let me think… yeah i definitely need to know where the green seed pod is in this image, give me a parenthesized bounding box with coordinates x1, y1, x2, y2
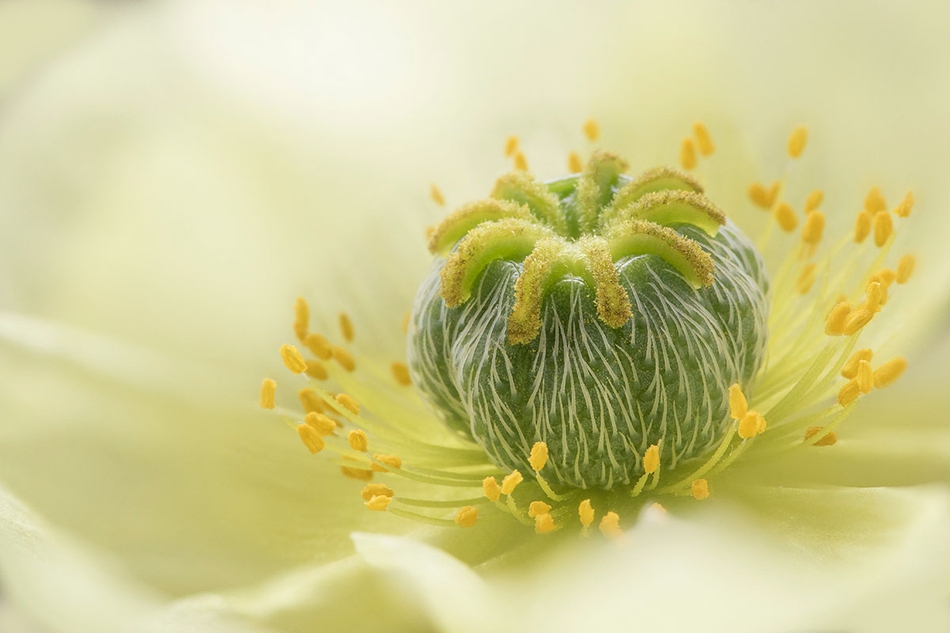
(409, 153, 769, 489)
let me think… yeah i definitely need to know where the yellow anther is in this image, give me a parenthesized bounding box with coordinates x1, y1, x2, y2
(692, 121, 714, 156)
(897, 255, 916, 284)
(339, 312, 355, 342)
(529, 441, 549, 471)
(535, 513, 557, 534)
(853, 210, 872, 243)
(482, 476, 501, 502)
(280, 344, 307, 374)
(364, 495, 391, 511)
(805, 426, 838, 446)
(578, 499, 595, 528)
(866, 281, 883, 313)
(691, 479, 710, 500)
(371, 454, 402, 472)
(805, 189, 824, 212)
(504, 135, 519, 157)
(841, 348, 873, 379)
(842, 306, 874, 336)
(305, 360, 328, 381)
(787, 125, 808, 158)
(501, 470, 523, 495)
(348, 429, 368, 452)
(331, 346, 356, 372)
(774, 202, 798, 232)
(599, 512, 622, 539)
(873, 210, 893, 247)
(873, 356, 908, 389)
(528, 501, 552, 518)
(894, 191, 914, 218)
(796, 263, 817, 294)
(513, 151, 528, 171)
(341, 465, 373, 481)
(293, 297, 310, 342)
(430, 183, 446, 207)
(402, 312, 411, 334)
(298, 387, 325, 414)
(455, 506, 478, 528)
(568, 151, 583, 173)
(679, 137, 697, 171)
(856, 360, 874, 394)
(643, 444, 660, 474)
(360, 483, 394, 501)
(304, 333, 333, 360)
(335, 393, 360, 415)
(390, 361, 412, 386)
(824, 302, 851, 336)
(871, 268, 897, 287)
(583, 119, 600, 141)
(296, 424, 325, 454)
(837, 380, 861, 406)
(748, 182, 771, 209)
(738, 411, 765, 439)
(865, 186, 887, 213)
(259, 378, 276, 409)
(305, 412, 336, 436)
(728, 384, 748, 420)
(801, 211, 825, 245)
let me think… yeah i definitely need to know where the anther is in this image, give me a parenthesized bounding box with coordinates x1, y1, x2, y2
(501, 470, 523, 495)
(787, 125, 808, 158)
(482, 476, 501, 502)
(728, 384, 748, 420)
(894, 191, 914, 218)
(298, 388, 325, 414)
(599, 512, 622, 539)
(579, 499, 594, 528)
(280, 344, 307, 374)
(775, 202, 798, 232)
(805, 426, 838, 446)
(304, 333, 333, 360)
(841, 349, 873, 379)
(748, 182, 778, 209)
(738, 411, 765, 439)
(391, 361, 412, 386)
(331, 346, 356, 372)
(692, 121, 714, 156)
(873, 210, 893, 247)
(305, 412, 336, 436)
(335, 393, 360, 415)
(339, 313, 355, 342)
(796, 263, 817, 294)
(865, 187, 887, 213)
(643, 444, 660, 474)
(824, 302, 851, 336)
(293, 297, 310, 342)
(297, 424, 325, 454)
(866, 282, 883, 313)
(680, 138, 697, 171)
(897, 255, 916, 284)
(568, 151, 583, 173)
(854, 210, 872, 243)
(872, 357, 907, 389)
(504, 135, 519, 157)
(402, 312, 411, 334)
(305, 360, 328, 381)
(529, 442, 549, 471)
(513, 151, 528, 171)
(365, 495, 391, 511)
(871, 268, 897, 286)
(348, 429, 368, 452)
(259, 378, 276, 409)
(528, 501, 552, 518)
(455, 506, 478, 528)
(691, 479, 710, 500)
(837, 380, 861, 406)
(361, 483, 394, 501)
(535, 513, 556, 534)
(583, 119, 600, 141)
(856, 360, 873, 394)
(802, 211, 825, 246)
(371, 454, 402, 472)
(341, 465, 373, 481)
(430, 184, 446, 207)
(842, 306, 873, 336)
(805, 190, 824, 212)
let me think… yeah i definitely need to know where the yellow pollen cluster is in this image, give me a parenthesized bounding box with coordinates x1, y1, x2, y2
(678, 120, 717, 171)
(529, 441, 549, 471)
(599, 512, 623, 539)
(729, 384, 766, 440)
(691, 479, 710, 500)
(430, 184, 446, 207)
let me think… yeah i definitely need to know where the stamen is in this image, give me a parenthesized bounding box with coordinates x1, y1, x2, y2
(298, 388, 325, 414)
(304, 333, 333, 360)
(293, 297, 309, 342)
(680, 138, 697, 171)
(775, 202, 798, 232)
(259, 378, 276, 409)
(305, 360, 328, 381)
(331, 346, 356, 372)
(691, 479, 710, 500)
(854, 210, 872, 243)
(804, 426, 838, 446)
(455, 506, 478, 528)
(787, 125, 808, 158)
(894, 191, 914, 218)
(643, 444, 660, 474)
(738, 411, 766, 439)
(729, 384, 748, 420)
(578, 499, 594, 528)
(513, 151, 528, 171)
(796, 263, 817, 294)
(599, 512, 622, 538)
(430, 184, 446, 207)
(335, 393, 360, 415)
(873, 210, 893, 247)
(427, 198, 534, 255)
(297, 424, 325, 454)
(529, 441, 549, 471)
(866, 281, 883, 313)
(692, 121, 714, 156)
(856, 360, 873, 394)
(837, 380, 861, 406)
(805, 190, 824, 212)
(338, 313, 355, 342)
(391, 361, 412, 386)
(361, 483, 394, 501)
(897, 255, 916, 284)
(348, 429, 368, 452)
(748, 182, 778, 210)
(401, 312, 411, 334)
(280, 344, 307, 374)
(872, 357, 907, 388)
(535, 513, 556, 534)
(606, 219, 715, 289)
(583, 119, 600, 141)
(504, 136, 519, 157)
(842, 306, 873, 336)
(865, 187, 887, 213)
(371, 454, 403, 472)
(341, 465, 374, 481)
(482, 476, 501, 502)
(577, 150, 629, 232)
(528, 501, 552, 518)
(824, 302, 851, 336)
(568, 151, 583, 173)
(841, 348, 873, 379)
(305, 412, 336, 436)
(802, 211, 826, 248)
(501, 470, 523, 495)
(365, 495, 391, 511)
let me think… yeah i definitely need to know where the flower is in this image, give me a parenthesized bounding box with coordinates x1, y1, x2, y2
(2, 1, 950, 632)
